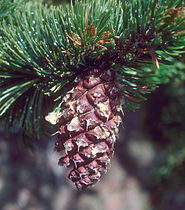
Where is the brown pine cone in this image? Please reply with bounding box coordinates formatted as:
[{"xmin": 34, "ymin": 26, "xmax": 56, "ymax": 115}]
[{"xmin": 54, "ymin": 68, "xmax": 122, "ymax": 190}]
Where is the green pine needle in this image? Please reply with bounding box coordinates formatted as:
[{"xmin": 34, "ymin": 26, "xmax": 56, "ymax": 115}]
[{"xmin": 0, "ymin": 0, "xmax": 185, "ymax": 146}]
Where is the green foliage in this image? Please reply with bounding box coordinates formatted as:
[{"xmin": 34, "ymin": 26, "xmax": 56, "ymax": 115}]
[
  {"xmin": 43, "ymin": 0, "xmax": 70, "ymax": 5},
  {"xmin": 0, "ymin": 0, "xmax": 17, "ymax": 21},
  {"xmin": 0, "ymin": 0, "xmax": 185, "ymax": 146}
]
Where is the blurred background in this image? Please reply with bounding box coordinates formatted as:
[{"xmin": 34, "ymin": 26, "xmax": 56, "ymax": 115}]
[{"xmin": 0, "ymin": 0, "xmax": 185, "ymax": 210}]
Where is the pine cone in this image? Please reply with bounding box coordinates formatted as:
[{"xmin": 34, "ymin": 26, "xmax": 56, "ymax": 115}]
[{"xmin": 55, "ymin": 68, "xmax": 122, "ymax": 190}]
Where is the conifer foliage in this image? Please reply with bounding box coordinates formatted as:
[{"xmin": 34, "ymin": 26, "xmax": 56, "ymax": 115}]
[{"xmin": 0, "ymin": 0, "xmax": 185, "ymax": 189}]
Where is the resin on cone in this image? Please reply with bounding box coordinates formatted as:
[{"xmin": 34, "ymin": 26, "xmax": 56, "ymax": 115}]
[{"xmin": 54, "ymin": 68, "xmax": 122, "ymax": 190}]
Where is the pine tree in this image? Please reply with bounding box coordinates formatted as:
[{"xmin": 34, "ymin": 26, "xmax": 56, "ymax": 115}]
[{"xmin": 0, "ymin": 0, "xmax": 185, "ymax": 189}]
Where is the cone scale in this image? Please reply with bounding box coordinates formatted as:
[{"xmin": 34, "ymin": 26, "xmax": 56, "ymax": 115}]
[{"xmin": 54, "ymin": 68, "xmax": 122, "ymax": 190}]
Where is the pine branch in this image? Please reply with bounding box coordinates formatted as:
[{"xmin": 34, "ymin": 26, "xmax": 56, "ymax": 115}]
[
  {"xmin": 0, "ymin": 0, "xmax": 15, "ymax": 20},
  {"xmin": 0, "ymin": 0, "xmax": 185, "ymax": 146},
  {"xmin": 0, "ymin": 0, "xmax": 27, "ymax": 22}
]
